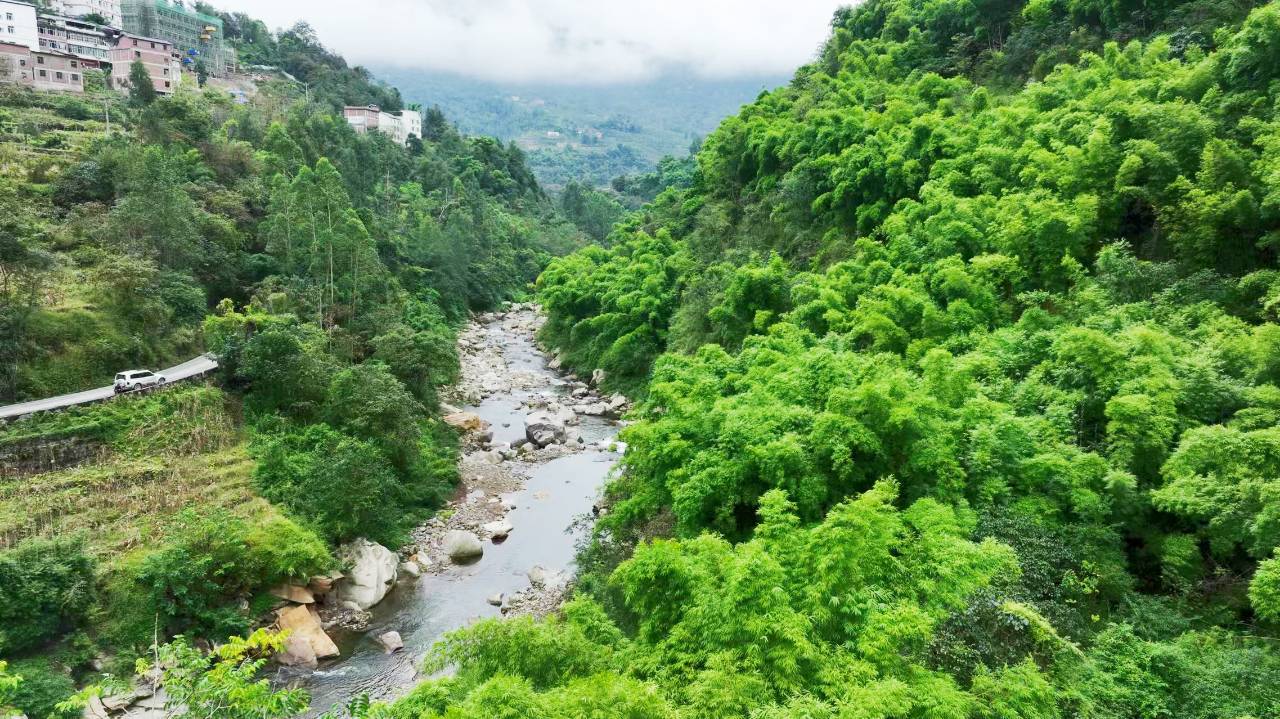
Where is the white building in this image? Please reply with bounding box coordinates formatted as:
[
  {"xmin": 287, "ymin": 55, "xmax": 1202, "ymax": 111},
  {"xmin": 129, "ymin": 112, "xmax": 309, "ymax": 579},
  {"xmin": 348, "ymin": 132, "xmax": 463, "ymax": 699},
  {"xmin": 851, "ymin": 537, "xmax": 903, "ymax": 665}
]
[
  {"xmin": 343, "ymin": 105, "xmax": 422, "ymax": 146},
  {"xmin": 0, "ymin": 1, "xmax": 38, "ymax": 53},
  {"xmin": 47, "ymin": 0, "xmax": 120, "ymax": 27}
]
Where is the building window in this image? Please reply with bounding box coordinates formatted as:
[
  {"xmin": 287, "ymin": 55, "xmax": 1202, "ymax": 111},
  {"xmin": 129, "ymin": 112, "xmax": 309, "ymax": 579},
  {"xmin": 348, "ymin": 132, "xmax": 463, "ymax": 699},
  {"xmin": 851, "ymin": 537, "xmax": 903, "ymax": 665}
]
[
  {"xmin": 38, "ymin": 69, "xmax": 46, "ymax": 77},
  {"xmin": 163, "ymin": 67, "xmax": 168, "ymax": 75},
  {"xmin": 18, "ymin": 58, "xmax": 25, "ymax": 66},
  {"xmin": 6, "ymin": 26, "xmax": 12, "ymax": 34},
  {"xmin": 36, "ymin": 55, "xmax": 44, "ymax": 64},
  {"xmin": 55, "ymin": 71, "xmax": 63, "ymax": 80},
  {"xmin": 5, "ymin": 13, "xmax": 11, "ymax": 20},
  {"xmin": 164, "ymin": 81, "xmax": 170, "ymax": 88},
  {"xmin": 70, "ymin": 60, "xmax": 77, "ymax": 67},
  {"xmin": 71, "ymin": 73, "xmax": 79, "ymax": 81},
  {"xmin": 134, "ymin": 50, "xmax": 140, "ymax": 58}
]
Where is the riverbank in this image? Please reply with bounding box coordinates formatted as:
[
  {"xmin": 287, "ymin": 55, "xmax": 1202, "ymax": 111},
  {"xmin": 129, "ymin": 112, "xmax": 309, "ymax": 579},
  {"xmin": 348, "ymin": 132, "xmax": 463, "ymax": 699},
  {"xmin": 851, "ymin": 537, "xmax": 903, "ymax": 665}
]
[{"xmin": 292, "ymin": 302, "xmax": 627, "ymax": 712}]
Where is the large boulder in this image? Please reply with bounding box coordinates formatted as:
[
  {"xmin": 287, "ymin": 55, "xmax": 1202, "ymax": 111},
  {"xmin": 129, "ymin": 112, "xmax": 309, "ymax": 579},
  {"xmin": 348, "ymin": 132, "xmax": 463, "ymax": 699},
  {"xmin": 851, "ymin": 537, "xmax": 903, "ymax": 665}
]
[
  {"xmin": 274, "ymin": 604, "xmax": 340, "ymax": 667},
  {"xmin": 269, "ymin": 583, "xmax": 315, "ymax": 604},
  {"xmin": 524, "ymin": 410, "xmax": 567, "ymax": 447},
  {"xmin": 443, "ymin": 412, "xmax": 488, "ymax": 432},
  {"xmin": 442, "ymin": 530, "xmax": 484, "ymax": 562},
  {"xmin": 336, "ymin": 538, "xmax": 399, "ymax": 610}
]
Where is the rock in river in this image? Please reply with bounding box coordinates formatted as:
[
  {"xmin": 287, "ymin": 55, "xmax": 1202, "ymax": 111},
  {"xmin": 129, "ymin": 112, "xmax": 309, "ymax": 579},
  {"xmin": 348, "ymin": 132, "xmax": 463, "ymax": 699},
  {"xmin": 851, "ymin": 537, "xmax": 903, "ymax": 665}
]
[
  {"xmin": 377, "ymin": 630, "xmax": 404, "ymax": 654},
  {"xmin": 442, "ymin": 529, "xmax": 484, "ymax": 562},
  {"xmin": 443, "ymin": 411, "xmax": 488, "ymax": 432},
  {"xmin": 524, "ymin": 410, "xmax": 567, "ymax": 447},
  {"xmin": 275, "ymin": 604, "xmax": 340, "ymax": 668},
  {"xmin": 482, "ymin": 518, "xmax": 513, "ymax": 541},
  {"xmin": 336, "ymin": 538, "xmax": 399, "ymax": 610}
]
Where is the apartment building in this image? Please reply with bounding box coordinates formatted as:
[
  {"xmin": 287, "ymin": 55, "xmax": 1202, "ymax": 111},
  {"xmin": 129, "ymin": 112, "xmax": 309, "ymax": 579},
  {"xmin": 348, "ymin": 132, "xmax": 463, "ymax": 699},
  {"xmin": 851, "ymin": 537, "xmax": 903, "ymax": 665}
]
[
  {"xmin": 109, "ymin": 30, "xmax": 178, "ymax": 94},
  {"xmin": 121, "ymin": 0, "xmax": 227, "ymax": 75},
  {"xmin": 47, "ymin": 0, "xmax": 121, "ymax": 27},
  {"xmin": 30, "ymin": 48, "xmax": 84, "ymax": 92},
  {"xmin": 37, "ymin": 14, "xmax": 113, "ymax": 68},
  {"xmin": 343, "ymin": 105, "xmax": 423, "ymax": 146},
  {"xmin": 0, "ymin": 1, "xmax": 37, "ymax": 52},
  {"xmin": 0, "ymin": 40, "xmax": 31, "ymax": 84}
]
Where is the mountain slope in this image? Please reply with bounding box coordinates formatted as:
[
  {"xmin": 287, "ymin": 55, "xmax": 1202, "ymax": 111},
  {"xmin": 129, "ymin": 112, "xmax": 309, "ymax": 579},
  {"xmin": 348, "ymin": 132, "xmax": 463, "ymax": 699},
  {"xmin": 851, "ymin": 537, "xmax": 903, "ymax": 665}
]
[
  {"xmin": 384, "ymin": 0, "xmax": 1280, "ymax": 716},
  {"xmin": 373, "ymin": 69, "xmax": 785, "ymax": 189}
]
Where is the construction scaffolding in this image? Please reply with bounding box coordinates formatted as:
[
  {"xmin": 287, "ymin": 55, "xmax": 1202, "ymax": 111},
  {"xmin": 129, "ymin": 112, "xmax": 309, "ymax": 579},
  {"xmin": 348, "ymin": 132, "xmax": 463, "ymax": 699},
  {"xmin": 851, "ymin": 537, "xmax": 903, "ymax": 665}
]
[{"xmin": 120, "ymin": 0, "xmax": 227, "ymax": 75}]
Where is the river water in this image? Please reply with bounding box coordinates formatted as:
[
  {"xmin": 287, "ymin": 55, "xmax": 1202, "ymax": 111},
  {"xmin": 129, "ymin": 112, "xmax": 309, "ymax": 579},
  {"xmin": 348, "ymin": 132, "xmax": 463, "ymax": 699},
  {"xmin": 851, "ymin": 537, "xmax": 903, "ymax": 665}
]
[{"xmin": 292, "ymin": 312, "xmax": 619, "ymax": 715}]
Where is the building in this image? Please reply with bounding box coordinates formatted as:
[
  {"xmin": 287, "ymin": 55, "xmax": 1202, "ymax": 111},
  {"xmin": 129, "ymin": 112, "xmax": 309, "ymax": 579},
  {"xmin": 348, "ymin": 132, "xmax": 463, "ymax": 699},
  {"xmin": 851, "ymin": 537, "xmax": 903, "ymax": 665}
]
[
  {"xmin": 343, "ymin": 105, "xmax": 422, "ymax": 146},
  {"xmin": 30, "ymin": 48, "xmax": 84, "ymax": 92},
  {"xmin": 47, "ymin": 0, "xmax": 121, "ymax": 27},
  {"xmin": 121, "ymin": 0, "xmax": 227, "ymax": 76},
  {"xmin": 0, "ymin": 1, "xmax": 37, "ymax": 53},
  {"xmin": 109, "ymin": 30, "xmax": 179, "ymax": 94},
  {"xmin": 37, "ymin": 14, "xmax": 114, "ymax": 68},
  {"xmin": 0, "ymin": 40, "xmax": 32, "ymax": 84}
]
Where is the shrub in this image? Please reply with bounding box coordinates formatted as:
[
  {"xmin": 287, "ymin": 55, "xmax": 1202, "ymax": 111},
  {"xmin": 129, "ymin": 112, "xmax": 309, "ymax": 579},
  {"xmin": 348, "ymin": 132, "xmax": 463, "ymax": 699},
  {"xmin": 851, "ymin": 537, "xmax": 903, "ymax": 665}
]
[
  {"xmin": 123, "ymin": 508, "xmax": 329, "ymax": 641},
  {"xmin": 255, "ymin": 423, "xmax": 408, "ymax": 544},
  {"xmin": 5, "ymin": 657, "xmax": 76, "ymax": 719},
  {"xmin": 0, "ymin": 537, "xmax": 95, "ymax": 654}
]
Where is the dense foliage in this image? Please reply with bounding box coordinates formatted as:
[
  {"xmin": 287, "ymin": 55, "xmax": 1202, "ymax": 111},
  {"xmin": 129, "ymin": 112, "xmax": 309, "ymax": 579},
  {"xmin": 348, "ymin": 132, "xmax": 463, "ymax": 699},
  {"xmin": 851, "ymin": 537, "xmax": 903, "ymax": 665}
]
[
  {"xmin": 390, "ymin": 0, "xmax": 1280, "ymax": 715},
  {"xmin": 0, "ymin": 4, "xmax": 583, "ymax": 715}
]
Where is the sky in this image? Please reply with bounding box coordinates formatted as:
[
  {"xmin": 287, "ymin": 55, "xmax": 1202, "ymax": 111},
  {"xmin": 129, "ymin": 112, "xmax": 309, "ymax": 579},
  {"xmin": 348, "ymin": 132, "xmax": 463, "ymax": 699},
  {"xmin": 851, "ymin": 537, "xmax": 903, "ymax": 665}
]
[{"xmin": 211, "ymin": 0, "xmax": 850, "ymax": 84}]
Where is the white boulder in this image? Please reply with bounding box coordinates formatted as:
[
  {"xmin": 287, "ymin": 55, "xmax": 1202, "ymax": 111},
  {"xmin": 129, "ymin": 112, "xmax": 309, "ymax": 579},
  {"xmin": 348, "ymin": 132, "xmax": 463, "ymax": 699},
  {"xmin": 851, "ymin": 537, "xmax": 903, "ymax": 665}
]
[
  {"xmin": 336, "ymin": 538, "xmax": 399, "ymax": 610},
  {"xmin": 482, "ymin": 518, "xmax": 513, "ymax": 541},
  {"xmin": 442, "ymin": 530, "xmax": 484, "ymax": 562},
  {"xmin": 377, "ymin": 630, "xmax": 404, "ymax": 653}
]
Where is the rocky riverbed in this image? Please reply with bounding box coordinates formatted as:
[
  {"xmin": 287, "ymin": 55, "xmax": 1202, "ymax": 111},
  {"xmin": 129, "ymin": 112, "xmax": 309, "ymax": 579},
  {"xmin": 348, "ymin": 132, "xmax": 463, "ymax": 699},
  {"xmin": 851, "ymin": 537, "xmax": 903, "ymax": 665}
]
[{"xmin": 290, "ymin": 302, "xmax": 627, "ymax": 713}]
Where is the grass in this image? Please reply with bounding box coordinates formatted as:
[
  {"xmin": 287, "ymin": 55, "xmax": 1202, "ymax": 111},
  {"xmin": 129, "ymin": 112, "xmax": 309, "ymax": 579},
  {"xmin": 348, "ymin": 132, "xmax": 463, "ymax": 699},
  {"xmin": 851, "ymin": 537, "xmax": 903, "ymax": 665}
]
[
  {"xmin": 0, "ymin": 386, "xmax": 256, "ymax": 558},
  {"xmin": 0, "ymin": 446, "xmax": 261, "ymax": 556}
]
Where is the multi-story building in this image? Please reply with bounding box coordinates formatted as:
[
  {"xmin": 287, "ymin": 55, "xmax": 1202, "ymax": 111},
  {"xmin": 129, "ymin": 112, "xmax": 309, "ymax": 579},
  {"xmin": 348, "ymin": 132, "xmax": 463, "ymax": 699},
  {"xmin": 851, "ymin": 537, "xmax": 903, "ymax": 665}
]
[
  {"xmin": 37, "ymin": 14, "xmax": 114, "ymax": 68},
  {"xmin": 0, "ymin": 40, "xmax": 32, "ymax": 84},
  {"xmin": 344, "ymin": 105, "xmax": 423, "ymax": 146},
  {"xmin": 120, "ymin": 0, "xmax": 226, "ymax": 76},
  {"xmin": 0, "ymin": 1, "xmax": 38, "ymax": 53},
  {"xmin": 109, "ymin": 30, "xmax": 178, "ymax": 94},
  {"xmin": 30, "ymin": 48, "xmax": 84, "ymax": 92},
  {"xmin": 47, "ymin": 0, "xmax": 121, "ymax": 27}
]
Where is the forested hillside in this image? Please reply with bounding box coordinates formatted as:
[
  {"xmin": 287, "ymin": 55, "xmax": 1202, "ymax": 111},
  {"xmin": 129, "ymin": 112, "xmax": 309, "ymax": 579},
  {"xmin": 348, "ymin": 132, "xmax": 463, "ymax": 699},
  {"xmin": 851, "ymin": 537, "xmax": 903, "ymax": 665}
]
[
  {"xmin": 0, "ymin": 11, "xmax": 581, "ymax": 717},
  {"xmin": 373, "ymin": 69, "xmax": 778, "ymax": 189},
  {"xmin": 383, "ymin": 0, "xmax": 1280, "ymax": 716}
]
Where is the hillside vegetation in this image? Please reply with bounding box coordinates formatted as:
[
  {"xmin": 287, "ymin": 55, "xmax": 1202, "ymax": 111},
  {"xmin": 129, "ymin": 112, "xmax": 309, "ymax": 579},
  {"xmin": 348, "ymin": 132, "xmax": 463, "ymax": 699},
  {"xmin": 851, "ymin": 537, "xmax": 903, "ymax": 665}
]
[
  {"xmin": 0, "ymin": 9, "xmax": 584, "ymax": 717},
  {"xmin": 378, "ymin": 0, "xmax": 1280, "ymax": 717},
  {"xmin": 372, "ymin": 70, "xmax": 780, "ymax": 190}
]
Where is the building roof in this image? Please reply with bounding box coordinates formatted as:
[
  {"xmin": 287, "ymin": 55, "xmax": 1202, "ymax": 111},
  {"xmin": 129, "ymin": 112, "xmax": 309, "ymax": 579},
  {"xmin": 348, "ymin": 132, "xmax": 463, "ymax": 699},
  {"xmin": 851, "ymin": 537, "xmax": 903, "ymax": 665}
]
[
  {"xmin": 0, "ymin": 0, "xmax": 38, "ymax": 7},
  {"xmin": 0, "ymin": 40, "xmax": 31, "ymax": 52},
  {"xmin": 33, "ymin": 47, "xmax": 82, "ymax": 59},
  {"xmin": 115, "ymin": 30, "xmax": 172, "ymax": 47}
]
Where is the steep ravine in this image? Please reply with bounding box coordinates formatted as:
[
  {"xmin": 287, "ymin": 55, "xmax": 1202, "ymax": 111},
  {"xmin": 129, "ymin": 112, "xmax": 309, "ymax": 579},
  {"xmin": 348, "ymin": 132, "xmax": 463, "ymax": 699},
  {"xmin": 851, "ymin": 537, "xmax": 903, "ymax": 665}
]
[{"xmin": 291, "ymin": 303, "xmax": 627, "ymax": 714}]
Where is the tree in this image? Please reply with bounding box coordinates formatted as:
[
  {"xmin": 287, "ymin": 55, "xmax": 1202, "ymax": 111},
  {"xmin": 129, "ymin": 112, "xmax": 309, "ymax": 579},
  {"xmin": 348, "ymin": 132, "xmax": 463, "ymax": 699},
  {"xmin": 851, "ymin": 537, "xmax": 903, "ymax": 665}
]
[{"xmin": 127, "ymin": 60, "xmax": 157, "ymax": 106}]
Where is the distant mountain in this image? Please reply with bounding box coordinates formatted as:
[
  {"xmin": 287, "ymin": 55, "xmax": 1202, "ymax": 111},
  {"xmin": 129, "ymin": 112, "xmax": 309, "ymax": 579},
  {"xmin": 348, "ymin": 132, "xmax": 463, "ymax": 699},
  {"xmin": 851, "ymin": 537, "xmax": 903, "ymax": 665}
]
[{"xmin": 371, "ymin": 68, "xmax": 785, "ymax": 189}]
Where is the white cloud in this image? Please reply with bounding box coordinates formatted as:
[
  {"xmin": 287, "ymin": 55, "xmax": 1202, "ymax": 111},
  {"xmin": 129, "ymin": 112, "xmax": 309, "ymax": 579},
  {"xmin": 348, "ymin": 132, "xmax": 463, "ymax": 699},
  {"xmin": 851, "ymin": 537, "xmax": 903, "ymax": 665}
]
[{"xmin": 212, "ymin": 0, "xmax": 847, "ymax": 84}]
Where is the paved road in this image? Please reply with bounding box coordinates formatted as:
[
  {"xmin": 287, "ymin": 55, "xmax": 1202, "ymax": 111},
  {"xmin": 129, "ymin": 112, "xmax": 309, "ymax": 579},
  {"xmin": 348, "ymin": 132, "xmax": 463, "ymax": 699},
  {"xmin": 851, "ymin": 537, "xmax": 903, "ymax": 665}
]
[{"xmin": 0, "ymin": 355, "xmax": 218, "ymax": 421}]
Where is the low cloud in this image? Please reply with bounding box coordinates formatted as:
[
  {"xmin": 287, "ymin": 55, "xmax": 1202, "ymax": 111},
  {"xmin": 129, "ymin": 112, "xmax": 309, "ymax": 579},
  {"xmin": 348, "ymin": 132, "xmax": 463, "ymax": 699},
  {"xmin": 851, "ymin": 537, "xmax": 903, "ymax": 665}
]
[{"xmin": 212, "ymin": 0, "xmax": 847, "ymax": 84}]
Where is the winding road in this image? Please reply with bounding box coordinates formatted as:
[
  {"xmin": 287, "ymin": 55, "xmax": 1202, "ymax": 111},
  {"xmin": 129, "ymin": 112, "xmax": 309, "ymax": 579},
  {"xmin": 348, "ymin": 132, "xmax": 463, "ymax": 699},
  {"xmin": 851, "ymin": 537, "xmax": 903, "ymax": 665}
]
[{"xmin": 0, "ymin": 355, "xmax": 219, "ymax": 421}]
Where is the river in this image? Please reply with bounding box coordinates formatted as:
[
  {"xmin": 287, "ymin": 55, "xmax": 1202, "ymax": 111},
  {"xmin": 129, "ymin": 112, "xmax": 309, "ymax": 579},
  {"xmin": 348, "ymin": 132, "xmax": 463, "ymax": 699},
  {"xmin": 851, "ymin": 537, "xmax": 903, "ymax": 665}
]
[{"xmin": 289, "ymin": 306, "xmax": 621, "ymax": 715}]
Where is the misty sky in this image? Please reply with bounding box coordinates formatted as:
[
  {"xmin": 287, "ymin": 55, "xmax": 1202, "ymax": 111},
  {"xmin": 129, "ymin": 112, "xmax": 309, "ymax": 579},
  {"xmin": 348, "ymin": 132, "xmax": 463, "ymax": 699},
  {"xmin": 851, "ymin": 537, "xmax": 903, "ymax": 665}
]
[{"xmin": 212, "ymin": 0, "xmax": 849, "ymax": 84}]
